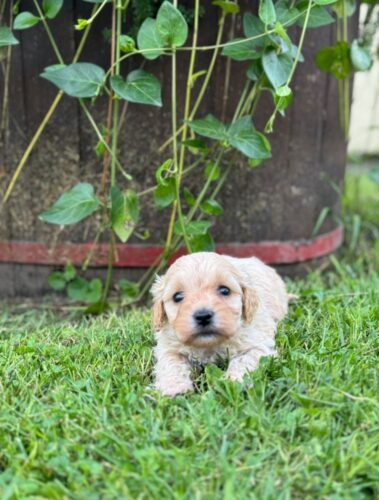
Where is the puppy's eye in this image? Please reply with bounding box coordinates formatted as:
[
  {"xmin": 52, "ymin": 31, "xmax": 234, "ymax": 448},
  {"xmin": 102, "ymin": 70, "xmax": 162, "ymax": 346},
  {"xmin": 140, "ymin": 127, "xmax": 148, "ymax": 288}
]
[
  {"xmin": 218, "ymin": 286, "xmax": 231, "ymax": 296},
  {"xmin": 173, "ymin": 292, "xmax": 184, "ymax": 303}
]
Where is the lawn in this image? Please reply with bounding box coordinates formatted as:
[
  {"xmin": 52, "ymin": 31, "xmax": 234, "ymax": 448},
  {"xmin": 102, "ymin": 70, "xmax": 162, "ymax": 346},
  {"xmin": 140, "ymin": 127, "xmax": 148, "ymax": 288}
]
[{"xmin": 0, "ymin": 170, "xmax": 378, "ymax": 499}]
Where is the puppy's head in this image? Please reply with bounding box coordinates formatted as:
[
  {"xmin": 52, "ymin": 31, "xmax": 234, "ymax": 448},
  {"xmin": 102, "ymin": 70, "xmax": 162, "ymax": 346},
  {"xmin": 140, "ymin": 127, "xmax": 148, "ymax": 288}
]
[{"xmin": 151, "ymin": 252, "xmax": 258, "ymax": 348}]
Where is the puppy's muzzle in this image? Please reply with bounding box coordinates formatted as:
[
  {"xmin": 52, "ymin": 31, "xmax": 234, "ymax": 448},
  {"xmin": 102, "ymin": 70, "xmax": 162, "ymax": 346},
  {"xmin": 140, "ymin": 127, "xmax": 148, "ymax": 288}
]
[{"xmin": 193, "ymin": 308, "xmax": 214, "ymax": 328}]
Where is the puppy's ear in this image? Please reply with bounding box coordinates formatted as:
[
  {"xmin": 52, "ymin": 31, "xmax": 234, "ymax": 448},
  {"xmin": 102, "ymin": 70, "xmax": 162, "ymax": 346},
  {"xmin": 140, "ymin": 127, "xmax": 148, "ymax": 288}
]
[
  {"xmin": 151, "ymin": 275, "xmax": 167, "ymax": 331},
  {"xmin": 242, "ymin": 286, "xmax": 259, "ymax": 324}
]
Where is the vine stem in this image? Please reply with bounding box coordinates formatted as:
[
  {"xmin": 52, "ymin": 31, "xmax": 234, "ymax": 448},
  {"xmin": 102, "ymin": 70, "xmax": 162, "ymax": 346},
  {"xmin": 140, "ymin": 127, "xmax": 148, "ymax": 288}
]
[
  {"xmin": 77, "ymin": 0, "xmax": 110, "ymax": 28},
  {"xmin": 138, "ymin": 152, "xmax": 209, "ymax": 198},
  {"xmin": 102, "ymin": 232, "xmax": 115, "ymax": 303},
  {"xmin": 80, "ymin": 100, "xmax": 129, "ymax": 177},
  {"xmin": 103, "ymin": 0, "xmax": 128, "ymax": 304},
  {"xmin": 1, "ymin": 3, "xmax": 14, "ymax": 135},
  {"xmin": 100, "ymin": 0, "xmax": 117, "ymax": 195},
  {"xmin": 265, "ymin": 0, "xmax": 314, "ymax": 129},
  {"xmin": 159, "ymin": 10, "xmax": 226, "ymax": 153},
  {"xmin": 342, "ymin": 0, "xmax": 350, "ymax": 137},
  {"xmin": 110, "ymin": 0, "xmax": 123, "ymax": 187},
  {"xmin": 2, "ymin": 90, "xmax": 63, "ymax": 205},
  {"xmin": 82, "ymin": 224, "xmax": 105, "ymax": 270},
  {"xmin": 232, "ymin": 80, "xmax": 251, "ymax": 121},
  {"xmin": 173, "ymin": 0, "xmax": 201, "ymax": 252},
  {"xmin": 1, "ymin": 5, "xmax": 96, "ymax": 206},
  {"xmin": 178, "ymin": 0, "xmax": 200, "ymax": 179},
  {"xmin": 221, "ymin": 9, "xmax": 236, "ymax": 122},
  {"xmin": 287, "ymin": 1, "xmax": 313, "ymax": 84},
  {"xmin": 33, "ymin": 0, "xmax": 64, "ymax": 64},
  {"xmin": 187, "ymin": 149, "xmax": 224, "ymax": 221}
]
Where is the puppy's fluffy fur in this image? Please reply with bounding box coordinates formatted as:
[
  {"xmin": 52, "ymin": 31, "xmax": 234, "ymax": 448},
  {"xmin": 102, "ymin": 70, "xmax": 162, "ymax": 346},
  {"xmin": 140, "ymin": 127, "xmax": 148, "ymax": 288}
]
[{"xmin": 151, "ymin": 252, "xmax": 290, "ymax": 397}]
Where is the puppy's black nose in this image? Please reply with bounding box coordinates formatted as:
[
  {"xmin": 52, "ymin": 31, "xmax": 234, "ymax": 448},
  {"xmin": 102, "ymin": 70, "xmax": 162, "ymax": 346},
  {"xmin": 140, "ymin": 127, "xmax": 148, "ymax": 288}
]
[{"xmin": 194, "ymin": 309, "xmax": 214, "ymax": 327}]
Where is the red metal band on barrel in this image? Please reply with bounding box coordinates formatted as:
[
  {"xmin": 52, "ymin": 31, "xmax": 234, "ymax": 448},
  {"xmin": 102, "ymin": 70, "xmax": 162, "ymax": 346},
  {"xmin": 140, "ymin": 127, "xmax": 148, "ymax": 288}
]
[{"xmin": 0, "ymin": 226, "xmax": 343, "ymax": 267}]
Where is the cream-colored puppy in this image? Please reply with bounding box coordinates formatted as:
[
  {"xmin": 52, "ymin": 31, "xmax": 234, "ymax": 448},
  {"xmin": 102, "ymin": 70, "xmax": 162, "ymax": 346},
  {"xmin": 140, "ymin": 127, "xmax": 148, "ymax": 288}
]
[{"xmin": 151, "ymin": 252, "xmax": 290, "ymax": 397}]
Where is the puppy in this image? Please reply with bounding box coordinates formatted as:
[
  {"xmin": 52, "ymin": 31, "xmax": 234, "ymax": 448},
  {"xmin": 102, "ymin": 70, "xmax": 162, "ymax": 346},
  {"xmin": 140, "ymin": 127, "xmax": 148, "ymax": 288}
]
[{"xmin": 151, "ymin": 252, "xmax": 290, "ymax": 397}]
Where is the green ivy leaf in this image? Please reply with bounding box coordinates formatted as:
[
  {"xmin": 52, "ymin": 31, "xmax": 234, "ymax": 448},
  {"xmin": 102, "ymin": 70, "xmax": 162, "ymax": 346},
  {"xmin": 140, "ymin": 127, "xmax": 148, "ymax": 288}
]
[
  {"xmin": 0, "ymin": 27, "xmax": 19, "ymax": 46},
  {"xmin": 67, "ymin": 277, "xmax": 102, "ymax": 303},
  {"xmin": 86, "ymin": 279, "xmax": 103, "ymax": 304},
  {"xmin": 201, "ymin": 199, "xmax": 224, "ymax": 216},
  {"xmin": 75, "ymin": 18, "xmax": 89, "ymax": 30},
  {"xmin": 156, "ymin": 1, "xmax": 188, "ymax": 47},
  {"xmin": 228, "ymin": 116, "xmax": 271, "ymax": 159},
  {"xmin": 126, "ymin": 189, "xmax": 139, "ymax": 222},
  {"xmin": 155, "ymin": 177, "xmax": 176, "ymax": 209},
  {"xmin": 14, "ymin": 12, "xmax": 40, "ymax": 30},
  {"xmin": 274, "ymin": 87, "xmax": 293, "ymax": 115},
  {"xmin": 276, "ymin": 84, "xmax": 291, "ymax": 96},
  {"xmin": 189, "ymin": 232, "xmax": 215, "ymax": 252},
  {"xmin": 174, "ymin": 220, "xmax": 211, "ymax": 236},
  {"xmin": 332, "ymin": 0, "xmax": 356, "ymax": 18},
  {"xmin": 221, "ymin": 38, "xmax": 261, "ymax": 61},
  {"xmin": 64, "ymin": 263, "xmax": 76, "ymax": 281},
  {"xmin": 274, "ymin": 21, "xmax": 291, "ymax": 50},
  {"xmin": 48, "ymin": 272, "xmax": 66, "ymax": 291},
  {"xmin": 67, "ymin": 278, "xmax": 88, "ymax": 301},
  {"xmin": 95, "ymin": 140, "xmax": 106, "ymax": 157},
  {"xmin": 43, "ymin": 63, "xmax": 66, "ymax": 73},
  {"xmin": 212, "ymin": 1, "xmax": 240, "ymax": 14},
  {"xmin": 262, "ymin": 49, "xmax": 292, "ymax": 88},
  {"xmin": 187, "ymin": 114, "xmax": 228, "ymax": 141},
  {"xmin": 182, "ymin": 139, "xmax": 208, "ymax": 151},
  {"xmin": 137, "ymin": 18, "xmax": 164, "ymax": 60},
  {"xmin": 259, "ymin": 0, "xmax": 277, "ymax": 25},
  {"xmin": 315, "ymin": 41, "xmax": 351, "ymax": 79},
  {"xmin": 350, "ymin": 40, "xmax": 372, "ymax": 71},
  {"xmin": 42, "ymin": 0, "xmax": 63, "ymax": 19},
  {"xmin": 111, "ymin": 186, "xmax": 134, "ymax": 243},
  {"xmin": 275, "ymin": 0, "xmax": 300, "ymax": 26},
  {"xmin": 184, "ymin": 188, "xmax": 196, "ymax": 207},
  {"xmin": 246, "ymin": 61, "xmax": 263, "ymax": 81},
  {"xmin": 243, "ymin": 13, "xmax": 264, "ymax": 38},
  {"xmin": 249, "ymin": 158, "xmax": 265, "ymax": 168},
  {"xmin": 155, "ymin": 159, "xmax": 173, "ymax": 186},
  {"xmin": 290, "ymin": 44, "xmax": 304, "ymax": 62},
  {"xmin": 39, "ymin": 183, "xmax": 101, "ymax": 225},
  {"xmin": 119, "ymin": 279, "xmax": 140, "ymax": 303},
  {"xmin": 297, "ymin": 5, "xmax": 335, "ymax": 28},
  {"xmin": 119, "ymin": 34, "xmax": 136, "ymax": 53},
  {"xmin": 204, "ymin": 162, "xmax": 220, "ymax": 181},
  {"xmin": 242, "ymin": 13, "xmax": 269, "ymax": 54},
  {"xmin": 111, "ymin": 70, "xmax": 162, "ymax": 107},
  {"xmin": 41, "ymin": 63, "xmax": 105, "ymax": 98}
]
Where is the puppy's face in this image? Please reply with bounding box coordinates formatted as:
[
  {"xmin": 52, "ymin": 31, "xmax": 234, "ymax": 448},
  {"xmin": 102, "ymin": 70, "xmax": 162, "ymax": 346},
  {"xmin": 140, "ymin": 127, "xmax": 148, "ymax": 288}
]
[{"xmin": 152, "ymin": 253, "xmax": 258, "ymax": 348}]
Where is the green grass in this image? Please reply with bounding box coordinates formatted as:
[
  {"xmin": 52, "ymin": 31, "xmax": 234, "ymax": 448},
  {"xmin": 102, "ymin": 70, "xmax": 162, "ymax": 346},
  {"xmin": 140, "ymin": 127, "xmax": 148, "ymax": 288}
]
[{"xmin": 0, "ymin": 171, "xmax": 378, "ymax": 499}]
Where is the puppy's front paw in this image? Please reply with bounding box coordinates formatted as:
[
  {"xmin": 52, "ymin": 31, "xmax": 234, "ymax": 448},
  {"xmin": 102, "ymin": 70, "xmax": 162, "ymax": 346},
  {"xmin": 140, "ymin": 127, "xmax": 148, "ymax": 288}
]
[{"xmin": 156, "ymin": 380, "xmax": 194, "ymax": 397}]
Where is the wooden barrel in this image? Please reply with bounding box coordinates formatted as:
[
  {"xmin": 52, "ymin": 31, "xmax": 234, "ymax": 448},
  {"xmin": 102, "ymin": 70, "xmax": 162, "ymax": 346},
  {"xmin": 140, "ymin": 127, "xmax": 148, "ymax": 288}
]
[{"xmin": 0, "ymin": 1, "xmax": 357, "ymax": 297}]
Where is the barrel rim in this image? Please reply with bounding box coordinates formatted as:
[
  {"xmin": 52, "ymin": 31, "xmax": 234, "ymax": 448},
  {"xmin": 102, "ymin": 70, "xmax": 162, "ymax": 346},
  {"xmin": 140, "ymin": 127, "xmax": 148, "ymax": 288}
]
[{"xmin": 0, "ymin": 226, "xmax": 343, "ymax": 267}]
